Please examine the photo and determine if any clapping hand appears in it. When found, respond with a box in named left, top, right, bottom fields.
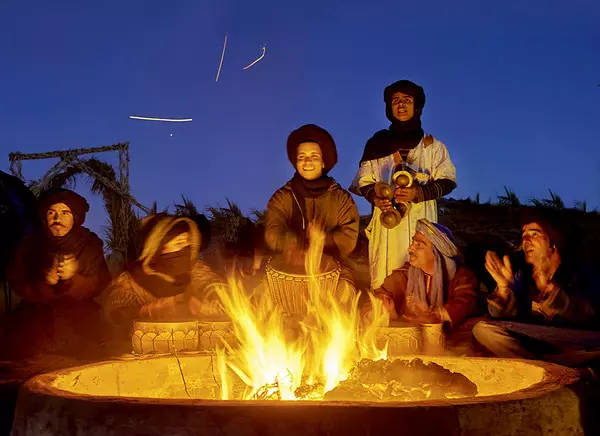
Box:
left=57, top=254, right=79, bottom=280
left=45, top=257, right=60, bottom=285
left=485, top=251, right=514, bottom=298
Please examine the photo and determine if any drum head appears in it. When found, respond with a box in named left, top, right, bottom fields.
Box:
left=270, top=253, right=338, bottom=276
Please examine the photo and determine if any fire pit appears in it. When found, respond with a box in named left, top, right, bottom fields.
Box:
left=11, top=355, right=585, bottom=436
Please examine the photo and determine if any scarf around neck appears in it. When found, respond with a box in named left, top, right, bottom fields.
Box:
left=44, top=225, right=89, bottom=255
left=289, top=172, right=335, bottom=199
left=360, top=120, right=424, bottom=164
left=406, top=248, right=457, bottom=311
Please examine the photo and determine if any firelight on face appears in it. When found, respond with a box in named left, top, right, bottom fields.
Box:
left=391, top=92, right=415, bottom=122
left=521, top=222, right=554, bottom=265
left=296, top=142, right=325, bottom=180
left=46, top=202, right=74, bottom=237
left=408, top=232, right=435, bottom=271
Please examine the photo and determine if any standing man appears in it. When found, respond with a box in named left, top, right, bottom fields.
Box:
left=350, top=80, right=457, bottom=289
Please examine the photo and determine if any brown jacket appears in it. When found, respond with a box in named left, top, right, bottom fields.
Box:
left=265, top=180, right=359, bottom=259
left=375, top=262, right=479, bottom=328
left=7, top=228, right=111, bottom=304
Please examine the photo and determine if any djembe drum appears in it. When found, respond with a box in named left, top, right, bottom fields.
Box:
left=376, top=322, right=446, bottom=356
left=131, top=320, right=199, bottom=355
left=265, top=255, right=341, bottom=317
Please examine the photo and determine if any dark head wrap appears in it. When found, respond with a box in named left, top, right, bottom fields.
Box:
left=286, top=124, right=338, bottom=173
left=360, top=80, right=427, bottom=163
left=37, top=188, right=91, bottom=254
left=38, top=188, right=89, bottom=227
left=384, top=80, right=426, bottom=123
left=519, top=208, right=579, bottom=260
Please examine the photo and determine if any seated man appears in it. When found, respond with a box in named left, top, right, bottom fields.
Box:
left=366, top=219, right=479, bottom=331
left=264, top=124, right=360, bottom=301
left=104, top=214, right=227, bottom=332
left=5, top=188, right=111, bottom=358
left=473, top=209, right=600, bottom=364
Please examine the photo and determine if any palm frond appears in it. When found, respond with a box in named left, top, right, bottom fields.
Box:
left=574, top=200, right=587, bottom=213
left=175, top=195, right=200, bottom=216
left=250, top=208, right=266, bottom=223
left=498, top=186, right=521, bottom=207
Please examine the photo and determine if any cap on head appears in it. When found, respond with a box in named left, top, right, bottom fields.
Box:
left=38, top=188, right=89, bottom=226
left=384, top=80, right=426, bottom=123
left=286, top=124, right=338, bottom=173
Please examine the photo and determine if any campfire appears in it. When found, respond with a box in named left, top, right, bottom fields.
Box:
left=9, top=228, right=588, bottom=435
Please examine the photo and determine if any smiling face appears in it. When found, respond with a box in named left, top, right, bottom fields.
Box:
left=408, top=231, right=435, bottom=273
left=46, top=202, right=74, bottom=237
left=390, top=92, right=415, bottom=122
left=521, top=222, right=554, bottom=265
left=296, top=142, right=325, bottom=180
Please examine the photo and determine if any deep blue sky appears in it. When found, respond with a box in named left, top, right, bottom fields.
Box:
left=1, top=0, right=599, bottom=238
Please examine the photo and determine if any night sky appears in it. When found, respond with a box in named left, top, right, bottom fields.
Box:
left=2, top=0, right=599, bottom=239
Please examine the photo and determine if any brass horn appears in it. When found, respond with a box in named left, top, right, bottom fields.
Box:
left=375, top=170, right=414, bottom=229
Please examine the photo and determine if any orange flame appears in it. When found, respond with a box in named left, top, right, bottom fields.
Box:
left=214, top=222, right=389, bottom=400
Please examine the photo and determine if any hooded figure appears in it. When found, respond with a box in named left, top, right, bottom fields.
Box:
left=3, top=188, right=111, bottom=359
left=371, top=219, right=479, bottom=329
left=350, top=80, right=457, bottom=289
left=0, top=170, right=36, bottom=280
left=265, top=124, right=359, bottom=287
left=104, top=214, right=227, bottom=330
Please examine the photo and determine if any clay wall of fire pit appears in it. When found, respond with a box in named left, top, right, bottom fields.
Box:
left=10, top=355, right=588, bottom=436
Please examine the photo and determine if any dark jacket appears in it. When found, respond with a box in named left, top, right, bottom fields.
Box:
left=487, top=263, right=600, bottom=329
left=7, top=228, right=111, bottom=304
left=265, top=180, right=359, bottom=260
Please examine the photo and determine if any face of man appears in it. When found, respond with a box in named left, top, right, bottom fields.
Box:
left=408, top=231, right=435, bottom=272
left=162, top=232, right=191, bottom=254
left=390, top=92, right=415, bottom=122
left=46, top=202, right=74, bottom=237
left=522, top=222, right=554, bottom=265
left=296, top=142, right=325, bottom=180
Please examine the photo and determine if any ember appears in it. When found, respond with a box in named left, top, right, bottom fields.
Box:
left=321, top=358, right=477, bottom=402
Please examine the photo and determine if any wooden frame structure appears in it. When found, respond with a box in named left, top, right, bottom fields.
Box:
left=4, top=142, right=150, bottom=312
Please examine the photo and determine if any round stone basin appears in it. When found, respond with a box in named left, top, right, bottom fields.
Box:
left=11, top=355, right=586, bottom=436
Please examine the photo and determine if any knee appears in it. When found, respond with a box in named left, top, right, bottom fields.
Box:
left=472, top=321, right=496, bottom=344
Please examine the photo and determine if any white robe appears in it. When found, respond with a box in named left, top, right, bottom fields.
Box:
left=350, top=135, right=456, bottom=289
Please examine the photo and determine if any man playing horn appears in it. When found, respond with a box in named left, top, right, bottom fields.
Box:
left=350, top=80, right=457, bottom=289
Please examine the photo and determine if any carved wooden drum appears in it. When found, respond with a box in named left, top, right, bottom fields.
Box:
left=265, top=256, right=341, bottom=317
left=132, top=320, right=199, bottom=355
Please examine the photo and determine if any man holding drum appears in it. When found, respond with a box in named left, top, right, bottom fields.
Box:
left=264, top=124, right=360, bottom=304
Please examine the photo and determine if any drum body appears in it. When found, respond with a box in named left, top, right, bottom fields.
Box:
left=265, top=257, right=341, bottom=317
left=376, top=322, right=446, bottom=356
left=197, top=321, right=237, bottom=352
left=132, top=320, right=198, bottom=355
